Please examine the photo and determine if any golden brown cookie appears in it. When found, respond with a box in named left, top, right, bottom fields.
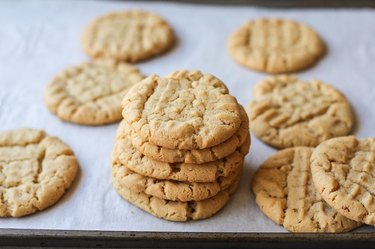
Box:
left=81, top=10, right=174, bottom=62
left=113, top=120, right=246, bottom=182
left=112, top=159, right=241, bottom=201
left=228, top=18, right=325, bottom=73
left=248, top=75, right=353, bottom=149
left=122, top=70, right=242, bottom=150
left=44, top=60, right=144, bottom=125
left=112, top=175, right=239, bottom=222
left=0, top=128, right=78, bottom=217
left=311, top=136, right=375, bottom=226
left=123, top=104, right=250, bottom=164
left=252, top=147, right=361, bottom=232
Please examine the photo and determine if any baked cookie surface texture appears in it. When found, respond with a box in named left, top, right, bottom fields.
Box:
left=228, top=18, right=325, bottom=73
left=248, top=75, right=353, bottom=148
left=125, top=105, right=249, bottom=164
left=122, top=70, right=242, bottom=150
left=252, top=147, right=361, bottom=232
left=113, top=121, right=248, bottom=182
left=82, top=10, right=175, bottom=62
left=311, top=136, right=375, bottom=226
left=0, top=128, right=78, bottom=217
left=44, top=60, right=144, bottom=125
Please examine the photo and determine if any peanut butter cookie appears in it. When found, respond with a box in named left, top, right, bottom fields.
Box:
left=112, top=176, right=239, bottom=222
left=44, top=60, right=144, bottom=125
left=252, top=147, right=361, bottom=232
left=113, top=121, right=247, bottom=182
left=122, top=71, right=242, bottom=150
left=82, top=10, right=174, bottom=62
left=0, top=128, right=78, bottom=217
left=248, top=75, right=353, bottom=148
left=311, top=136, right=375, bottom=226
left=229, top=18, right=325, bottom=73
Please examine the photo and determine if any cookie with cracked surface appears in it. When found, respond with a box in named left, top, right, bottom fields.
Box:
left=311, top=136, right=375, bottom=226
left=112, top=175, right=239, bottom=222
left=0, top=128, right=78, bottom=217
left=228, top=18, right=325, bottom=73
left=252, top=147, right=361, bottom=232
left=44, top=60, right=144, bottom=125
left=112, top=155, right=241, bottom=201
left=128, top=122, right=250, bottom=164
left=248, top=75, right=353, bottom=149
left=124, top=104, right=249, bottom=164
left=122, top=70, right=242, bottom=150
left=81, top=10, right=174, bottom=62
left=113, top=121, right=247, bottom=182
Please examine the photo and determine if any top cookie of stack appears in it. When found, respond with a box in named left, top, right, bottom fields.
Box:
left=112, top=70, right=250, bottom=221
left=121, top=70, right=243, bottom=150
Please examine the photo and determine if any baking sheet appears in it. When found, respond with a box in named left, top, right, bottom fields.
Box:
left=1, top=0, right=375, bottom=233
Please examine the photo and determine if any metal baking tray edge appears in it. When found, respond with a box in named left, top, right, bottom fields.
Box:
left=1, top=229, right=375, bottom=248
left=131, top=0, right=375, bottom=8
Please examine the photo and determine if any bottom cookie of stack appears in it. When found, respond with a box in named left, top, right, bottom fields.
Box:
left=111, top=136, right=243, bottom=221
left=112, top=175, right=240, bottom=222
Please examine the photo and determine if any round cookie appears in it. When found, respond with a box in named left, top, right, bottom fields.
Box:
left=129, top=122, right=250, bottom=164
left=311, top=136, right=375, bottom=226
left=112, top=175, right=239, bottom=222
left=124, top=104, right=250, bottom=164
left=81, top=10, right=174, bottom=62
left=248, top=75, right=353, bottom=149
left=112, top=159, right=241, bottom=202
left=113, top=121, right=247, bottom=182
left=0, top=128, right=78, bottom=217
left=228, top=18, right=325, bottom=73
left=122, top=70, right=242, bottom=150
left=44, top=60, right=144, bottom=125
left=252, top=147, right=361, bottom=232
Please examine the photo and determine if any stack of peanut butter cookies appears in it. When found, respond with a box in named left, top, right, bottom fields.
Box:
left=111, top=70, right=250, bottom=221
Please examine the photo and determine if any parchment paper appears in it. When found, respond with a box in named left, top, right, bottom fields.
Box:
left=1, top=0, right=375, bottom=232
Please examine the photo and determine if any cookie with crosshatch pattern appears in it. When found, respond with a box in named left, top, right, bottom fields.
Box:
left=121, top=70, right=243, bottom=150
left=81, top=10, right=175, bottom=62
left=311, top=136, right=375, bottom=226
left=252, top=146, right=361, bottom=232
left=44, top=60, right=144, bottom=125
left=228, top=18, right=325, bottom=73
left=248, top=75, right=353, bottom=148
